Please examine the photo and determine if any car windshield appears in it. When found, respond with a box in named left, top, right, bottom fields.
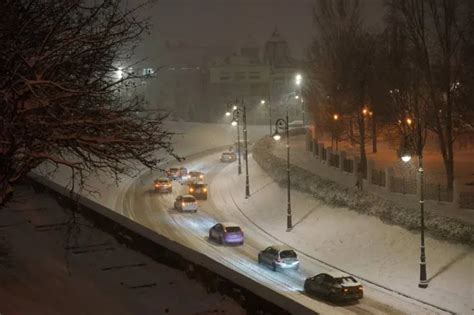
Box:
left=169, top=168, right=178, bottom=172
left=225, top=226, right=241, bottom=233
left=183, top=197, right=195, bottom=202
left=335, top=277, right=358, bottom=285
left=280, top=250, right=297, bottom=258
left=190, top=172, right=201, bottom=176
left=191, top=184, right=206, bottom=188
left=157, top=179, right=169, bottom=183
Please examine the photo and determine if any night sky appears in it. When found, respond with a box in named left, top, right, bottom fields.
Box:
left=133, top=0, right=385, bottom=62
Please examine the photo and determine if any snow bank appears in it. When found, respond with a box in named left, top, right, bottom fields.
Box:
left=252, top=136, right=474, bottom=245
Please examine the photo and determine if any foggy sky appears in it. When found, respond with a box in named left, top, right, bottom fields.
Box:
left=132, top=0, right=385, bottom=63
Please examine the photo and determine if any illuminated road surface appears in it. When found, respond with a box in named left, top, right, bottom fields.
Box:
left=119, top=152, right=448, bottom=315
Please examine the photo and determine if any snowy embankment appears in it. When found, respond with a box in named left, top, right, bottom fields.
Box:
left=252, top=135, right=474, bottom=246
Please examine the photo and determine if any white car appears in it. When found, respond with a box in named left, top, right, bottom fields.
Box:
left=174, top=195, right=198, bottom=212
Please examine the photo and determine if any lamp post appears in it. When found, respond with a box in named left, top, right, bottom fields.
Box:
left=273, top=110, right=292, bottom=231
left=231, top=109, right=242, bottom=175
left=295, top=73, right=304, bottom=125
left=232, top=99, right=250, bottom=199
left=401, top=123, right=428, bottom=289
left=261, top=99, right=272, bottom=136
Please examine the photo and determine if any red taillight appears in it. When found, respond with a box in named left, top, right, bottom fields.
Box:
left=358, top=286, right=363, bottom=291
left=342, top=288, right=349, bottom=293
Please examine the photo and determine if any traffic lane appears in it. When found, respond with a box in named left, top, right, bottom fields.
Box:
left=142, top=153, right=399, bottom=315
left=122, top=152, right=407, bottom=315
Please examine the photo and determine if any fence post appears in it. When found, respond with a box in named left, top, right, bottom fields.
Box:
left=327, top=147, right=333, bottom=167
left=339, top=151, right=346, bottom=172
left=453, top=179, right=460, bottom=208
left=385, top=167, right=393, bottom=192
left=319, top=143, right=325, bottom=163
left=367, top=159, right=375, bottom=185
left=305, top=130, right=312, bottom=151
left=313, top=140, right=319, bottom=157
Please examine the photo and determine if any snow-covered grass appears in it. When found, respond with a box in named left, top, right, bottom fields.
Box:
left=220, top=147, right=473, bottom=315
left=0, top=184, right=245, bottom=315
left=253, top=136, right=474, bottom=245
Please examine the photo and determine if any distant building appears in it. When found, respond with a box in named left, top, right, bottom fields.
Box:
left=139, top=30, right=304, bottom=123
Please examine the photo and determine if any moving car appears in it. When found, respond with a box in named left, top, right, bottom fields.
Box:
left=187, top=183, right=208, bottom=200
left=179, top=167, right=189, bottom=181
left=188, top=171, right=204, bottom=183
left=209, top=222, right=244, bottom=245
left=220, top=151, right=237, bottom=162
left=154, top=178, right=172, bottom=193
left=304, top=272, right=363, bottom=302
left=258, top=246, right=299, bottom=271
left=166, top=168, right=180, bottom=180
left=174, top=195, right=198, bottom=212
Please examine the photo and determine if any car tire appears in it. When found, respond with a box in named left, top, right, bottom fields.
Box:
left=272, top=263, right=277, bottom=272
left=193, top=210, right=197, bottom=213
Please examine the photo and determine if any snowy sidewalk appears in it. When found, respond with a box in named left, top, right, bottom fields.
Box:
left=274, top=135, right=474, bottom=226
left=218, top=155, right=473, bottom=315
left=0, top=184, right=244, bottom=315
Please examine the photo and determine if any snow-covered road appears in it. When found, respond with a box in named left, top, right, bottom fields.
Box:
left=119, top=151, right=454, bottom=315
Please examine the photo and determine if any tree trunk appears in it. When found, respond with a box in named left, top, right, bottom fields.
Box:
left=372, top=115, right=377, bottom=153
left=358, top=113, right=367, bottom=178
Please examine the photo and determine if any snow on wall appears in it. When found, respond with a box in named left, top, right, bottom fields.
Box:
left=252, top=136, right=474, bottom=245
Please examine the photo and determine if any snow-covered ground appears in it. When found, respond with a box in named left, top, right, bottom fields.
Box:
left=0, top=184, right=244, bottom=315
left=30, top=122, right=472, bottom=314
left=217, top=154, right=473, bottom=315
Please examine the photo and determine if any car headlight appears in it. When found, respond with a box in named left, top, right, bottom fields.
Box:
left=199, top=175, right=204, bottom=179
left=203, top=188, right=207, bottom=192
left=189, top=188, right=194, bottom=192
left=182, top=202, right=185, bottom=207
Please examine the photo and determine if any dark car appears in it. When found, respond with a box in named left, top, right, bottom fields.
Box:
left=187, top=182, right=208, bottom=200
left=220, top=151, right=237, bottom=162
left=185, top=171, right=204, bottom=184
left=166, top=167, right=180, bottom=180
left=304, top=272, right=363, bottom=302
left=258, top=246, right=299, bottom=271
left=208, top=222, right=244, bottom=245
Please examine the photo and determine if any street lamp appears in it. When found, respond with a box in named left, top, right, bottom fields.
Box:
left=231, top=100, right=250, bottom=199
left=261, top=98, right=273, bottom=135
left=273, top=111, right=292, bottom=231
left=401, top=130, right=428, bottom=289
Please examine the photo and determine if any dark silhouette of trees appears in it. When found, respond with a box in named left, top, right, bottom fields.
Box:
left=0, top=0, right=177, bottom=206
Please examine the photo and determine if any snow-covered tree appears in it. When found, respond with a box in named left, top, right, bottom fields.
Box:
left=0, top=0, right=177, bottom=206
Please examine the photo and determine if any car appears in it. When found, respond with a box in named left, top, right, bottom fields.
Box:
left=258, top=246, right=299, bottom=271
left=187, top=182, right=208, bottom=200
left=304, top=272, right=363, bottom=302
left=187, top=171, right=204, bottom=183
left=209, top=222, right=244, bottom=245
left=174, top=195, right=198, bottom=212
left=166, top=167, right=180, bottom=180
left=154, top=178, right=172, bottom=193
left=220, top=151, right=237, bottom=162
left=178, top=167, right=189, bottom=180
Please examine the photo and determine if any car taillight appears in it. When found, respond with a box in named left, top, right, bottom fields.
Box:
left=358, top=286, right=363, bottom=291
left=342, top=288, right=349, bottom=293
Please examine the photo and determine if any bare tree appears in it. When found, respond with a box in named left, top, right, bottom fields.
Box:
left=310, top=0, right=376, bottom=176
left=0, top=0, right=178, bottom=207
left=388, top=0, right=473, bottom=190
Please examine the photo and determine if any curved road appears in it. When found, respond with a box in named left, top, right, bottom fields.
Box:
left=119, top=151, right=447, bottom=315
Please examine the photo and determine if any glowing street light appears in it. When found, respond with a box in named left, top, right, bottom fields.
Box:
left=333, top=114, right=339, bottom=121
left=401, top=154, right=412, bottom=163
left=406, top=118, right=413, bottom=126
left=231, top=120, right=238, bottom=127
left=225, top=111, right=231, bottom=117
left=233, top=105, right=238, bottom=110
left=295, top=73, right=302, bottom=86
left=273, top=132, right=281, bottom=141
left=260, top=99, right=266, bottom=105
